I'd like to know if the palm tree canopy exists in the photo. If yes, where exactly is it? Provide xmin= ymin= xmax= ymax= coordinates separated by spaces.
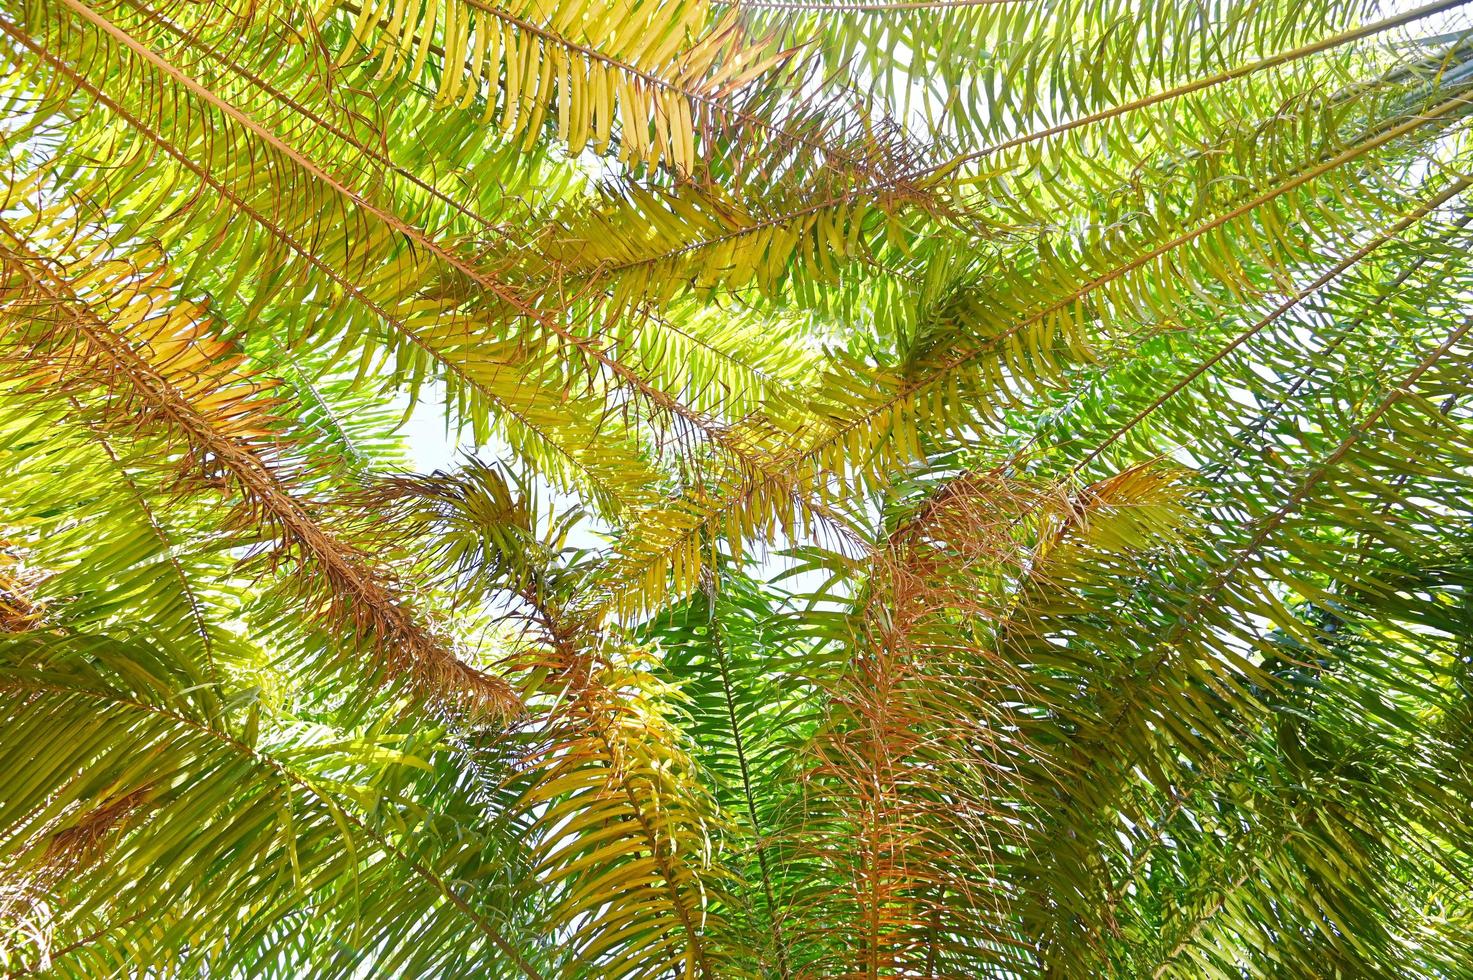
xmin=4 ymin=0 xmax=1473 ymax=975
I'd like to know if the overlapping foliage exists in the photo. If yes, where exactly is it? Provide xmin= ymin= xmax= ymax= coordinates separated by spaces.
xmin=4 ymin=0 xmax=1473 ymax=975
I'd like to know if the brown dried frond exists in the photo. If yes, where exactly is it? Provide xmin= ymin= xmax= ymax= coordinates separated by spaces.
xmin=787 ymin=463 xmax=1197 ymax=970
xmin=0 ymin=221 xmax=521 ymax=721
xmin=0 ymin=783 xmax=157 ymax=973
xmin=41 ymin=787 xmax=155 ymax=874
xmin=0 ymin=544 xmax=48 ymax=634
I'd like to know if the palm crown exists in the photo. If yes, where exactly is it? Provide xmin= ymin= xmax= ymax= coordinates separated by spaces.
xmin=3 ymin=0 xmax=1473 ymax=975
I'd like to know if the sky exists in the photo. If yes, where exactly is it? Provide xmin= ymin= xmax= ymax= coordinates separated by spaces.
xmin=394 ymin=384 xmax=473 ymax=474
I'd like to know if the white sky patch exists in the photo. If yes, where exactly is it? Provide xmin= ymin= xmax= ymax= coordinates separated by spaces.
xmin=392 ymin=383 xmax=469 ymax=474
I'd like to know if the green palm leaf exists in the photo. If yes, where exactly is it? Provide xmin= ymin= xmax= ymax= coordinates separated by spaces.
xmin=7 ymin=0 xmax=1473 ymax=974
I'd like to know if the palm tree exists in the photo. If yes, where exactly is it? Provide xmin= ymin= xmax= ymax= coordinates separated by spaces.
xmin=4 ymin=0 xmax=1473 ymax=974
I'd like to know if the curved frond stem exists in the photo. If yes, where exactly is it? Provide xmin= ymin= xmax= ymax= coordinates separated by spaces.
xmin=0 ymin=16 xmax=640 ymax=508
xmin=1147 ymin=832 xmax=1291 ymax=978
xmin=0 ymin=678 xmax=546 ymax=980
xmin=713 ymin=0 xmax=1023 ymax=9
xmin=55 ymin=0 xmax=750 ymax=464
xmin=73 ymin=412 xmax=218 ymax=680
xmin=77 ymin=4 xmax=792 ymax=402
xmin=893 ymin=92 xmax=1473 ymax=395
xmin=940 ymin=0 xmax=1473 ymax=171
xmin=271 ymin=354 xmax=377 ymax=476
xmin=0 ymin=218 xmax=518 ymax=715
xmin=1073 ymin=173 xmax=1473 ymax=473
xmin=603 ymin=738 xmax=718 ymax=978
xmin=1093 ymin=307 xmax=1473 ymax=750
xmin=702 ymin=567 xmax=790 ymax=977
xmin=1204 ymin=209 xmax=1473 ymax=478
xmin=10 ymin=910 xmax=151 ymax=977
xmin=336 ymin=0 xmax=740 ymax=111
xmin=895 ymin=172 xmax=1473 ymax=573
xmin=632 ymin=302 xmax=798 ymax=403
xmin=329 ymin=0 xmax=904 ymax=179
xmin=597 ymin=100 xmax=1473 ymax=616
xmin=594 ymin=0 xmax=1471 ymax=286
xmin=120 ymin=0 xmax=512 ymax=241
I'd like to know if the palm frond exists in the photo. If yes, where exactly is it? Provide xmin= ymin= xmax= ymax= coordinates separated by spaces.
xmin=7 ymin=0 xmax=1473 ymax=973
